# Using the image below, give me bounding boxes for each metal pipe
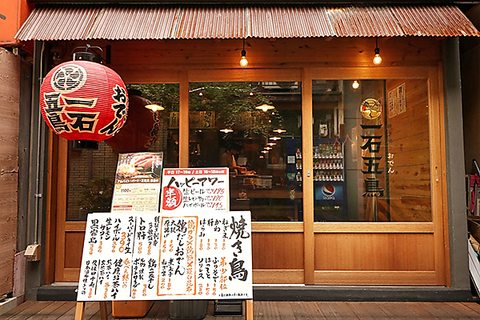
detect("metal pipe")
[32,41,45,246]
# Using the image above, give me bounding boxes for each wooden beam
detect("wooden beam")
[302,68,315,285]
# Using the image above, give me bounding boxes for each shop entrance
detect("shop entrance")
[50,66,448,286]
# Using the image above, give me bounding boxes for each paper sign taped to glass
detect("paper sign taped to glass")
[160,168,229,212]
[77,211,252,301]
[111,152,163,213]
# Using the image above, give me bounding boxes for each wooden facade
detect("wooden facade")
[45,36,450,287]
[0,48,20,296]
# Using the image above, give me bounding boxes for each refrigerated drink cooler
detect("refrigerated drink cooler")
[287,138,347,221]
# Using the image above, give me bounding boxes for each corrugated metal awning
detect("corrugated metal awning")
[15,5,480,41]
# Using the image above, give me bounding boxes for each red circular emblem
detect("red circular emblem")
[39,60,129,141]
[162,186,183,211]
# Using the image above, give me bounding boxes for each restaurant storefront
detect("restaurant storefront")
[14,3,480,300]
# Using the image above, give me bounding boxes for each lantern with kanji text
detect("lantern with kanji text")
[39,60,128,141]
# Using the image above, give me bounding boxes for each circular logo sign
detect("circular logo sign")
[322,184,335,197]
[51,64,87,92]
[360,98,382,120]
[162,186,183,211]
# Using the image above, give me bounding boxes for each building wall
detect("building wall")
[0,47,20,297]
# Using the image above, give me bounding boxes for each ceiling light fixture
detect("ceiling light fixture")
[240,39,248,67]
[352,80,360,90]
[373,38,382,65]
[256,104,275,112]
[145,104,164,112]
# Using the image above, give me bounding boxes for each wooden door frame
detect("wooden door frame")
[48,65,449,286]
[304,65,448,286]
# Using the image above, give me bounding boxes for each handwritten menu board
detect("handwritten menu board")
[77,211,252,301]
[111,152,163,213]
[160,168,229,212]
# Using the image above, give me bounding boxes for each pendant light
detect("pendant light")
[373,38,382,65]
[256,104,275,112]
[240,39,248,67]
[352,80,360,90]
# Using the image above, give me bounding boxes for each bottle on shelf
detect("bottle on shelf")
[296,148,302,159]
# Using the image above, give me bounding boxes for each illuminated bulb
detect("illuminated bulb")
[240,50,248,67]
[352,80,360,90]
[145,104,164,112]
[198,92,203,96]
[267,142,276,146]
[273,128,286,133]
[373,48,382,65]
[220,128,233,133]
[256,104,275,112]
[264,147,272,150]
[269,136,281,141]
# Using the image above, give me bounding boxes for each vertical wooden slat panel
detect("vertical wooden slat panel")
[0,48,20,296]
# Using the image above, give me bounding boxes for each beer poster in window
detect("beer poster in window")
[77,211,253,301]
[112,152,163,213]
[160,168,229,212]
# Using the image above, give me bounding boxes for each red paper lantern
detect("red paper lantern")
[39,60,129,141]
[106,91,161,153]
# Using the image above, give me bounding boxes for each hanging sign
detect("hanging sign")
[77,211,253,301]
[160,168,229,212]
[111,152,163,213]
[39,60,128,141]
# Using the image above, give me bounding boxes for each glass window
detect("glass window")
[66,84,179,221]
[312,79,432,222]
[189,82,303,221]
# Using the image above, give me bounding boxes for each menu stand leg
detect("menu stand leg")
[74,302,85,320]
[244,299,253,320]
[74,301,109,320]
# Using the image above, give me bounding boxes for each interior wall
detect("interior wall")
[386,79,431,222]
